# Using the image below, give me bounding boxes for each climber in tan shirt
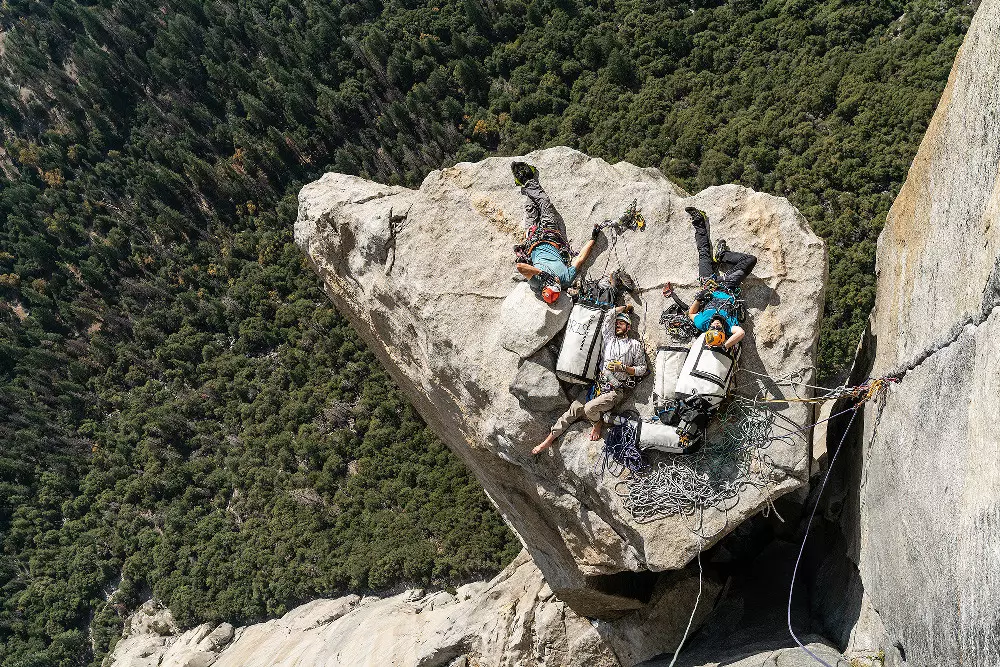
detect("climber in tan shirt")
[532,304,647,454]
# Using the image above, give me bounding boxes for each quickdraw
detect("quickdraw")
[597,198,646,233]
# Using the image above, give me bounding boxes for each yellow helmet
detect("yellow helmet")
[705,329,726,348]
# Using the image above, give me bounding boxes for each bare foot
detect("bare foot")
[516,263,541,280]
[532,434,555,455]
[589,422,603,441]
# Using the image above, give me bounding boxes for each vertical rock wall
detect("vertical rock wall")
[845,1,1000,663]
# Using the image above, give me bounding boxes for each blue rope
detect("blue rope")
[599,419,647,477]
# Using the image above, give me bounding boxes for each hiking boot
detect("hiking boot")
[714,238,729,263]
[512,161,539,186]
[685,206,708,227]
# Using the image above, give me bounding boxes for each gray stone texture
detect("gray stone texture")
[294,147,826,620]
[107,551,722,667]
[509,347,570,413]
[840,2,1000,664]
[871,0,1000,377]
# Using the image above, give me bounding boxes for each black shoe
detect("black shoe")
[512,161,539,186]
[685,206,708,227]
[714,239,729,263]
[591,224,603,241]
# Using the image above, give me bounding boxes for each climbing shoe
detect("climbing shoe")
[591,224,603,241]
[685,206,708,227]
[714,239,729,263]
[512,161,539,186]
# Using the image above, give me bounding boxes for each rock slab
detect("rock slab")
[295,147,826,618]
[106,551,721,667]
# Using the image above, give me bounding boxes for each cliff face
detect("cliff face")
[106,553,622,667]
[294,146,826,621]
[106,548,846,667]
[843,1,1000,663]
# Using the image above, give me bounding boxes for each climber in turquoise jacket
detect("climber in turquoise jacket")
[664,207,757,351]
[511,161,600,304]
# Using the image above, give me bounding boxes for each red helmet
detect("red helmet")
[541,283,561,304]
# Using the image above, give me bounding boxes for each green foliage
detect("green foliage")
[0,0,976,664]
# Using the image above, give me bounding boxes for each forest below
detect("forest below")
[0,0,976,664]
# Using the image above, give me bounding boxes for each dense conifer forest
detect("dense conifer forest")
[0,0,976,664]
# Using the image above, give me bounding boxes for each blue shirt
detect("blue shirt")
[529,242,576,287]
[692,291,739,333]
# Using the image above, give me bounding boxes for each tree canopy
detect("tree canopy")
[0,0,975,664]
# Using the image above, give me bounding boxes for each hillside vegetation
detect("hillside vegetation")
[0,0,975,664]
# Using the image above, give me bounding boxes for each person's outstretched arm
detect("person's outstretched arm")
[688,291,708,321]
[662,282,690,311]
[516,262,542,279]
[571,225,602,271]
[724,325,745,349]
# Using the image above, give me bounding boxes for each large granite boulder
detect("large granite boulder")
[295,147,826,619]
[833,2,1000,664]
[295,148,826,616]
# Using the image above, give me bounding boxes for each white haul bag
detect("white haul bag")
[653,344,690,403]
[556,303,606,384]
[674,332,739,406]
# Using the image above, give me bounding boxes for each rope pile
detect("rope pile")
[615,375,899,527]
[659,307,700,338]
[617,399,790,525]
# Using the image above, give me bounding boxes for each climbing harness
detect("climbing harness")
[514,222,573,265]
[596,334,641,393]
[697,277,748,325]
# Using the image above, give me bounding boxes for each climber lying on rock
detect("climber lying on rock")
[512,161,600,304]
[662,207,758,351]
[532,304,647,455]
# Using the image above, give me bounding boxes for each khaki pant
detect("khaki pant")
[550,388,624,437]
